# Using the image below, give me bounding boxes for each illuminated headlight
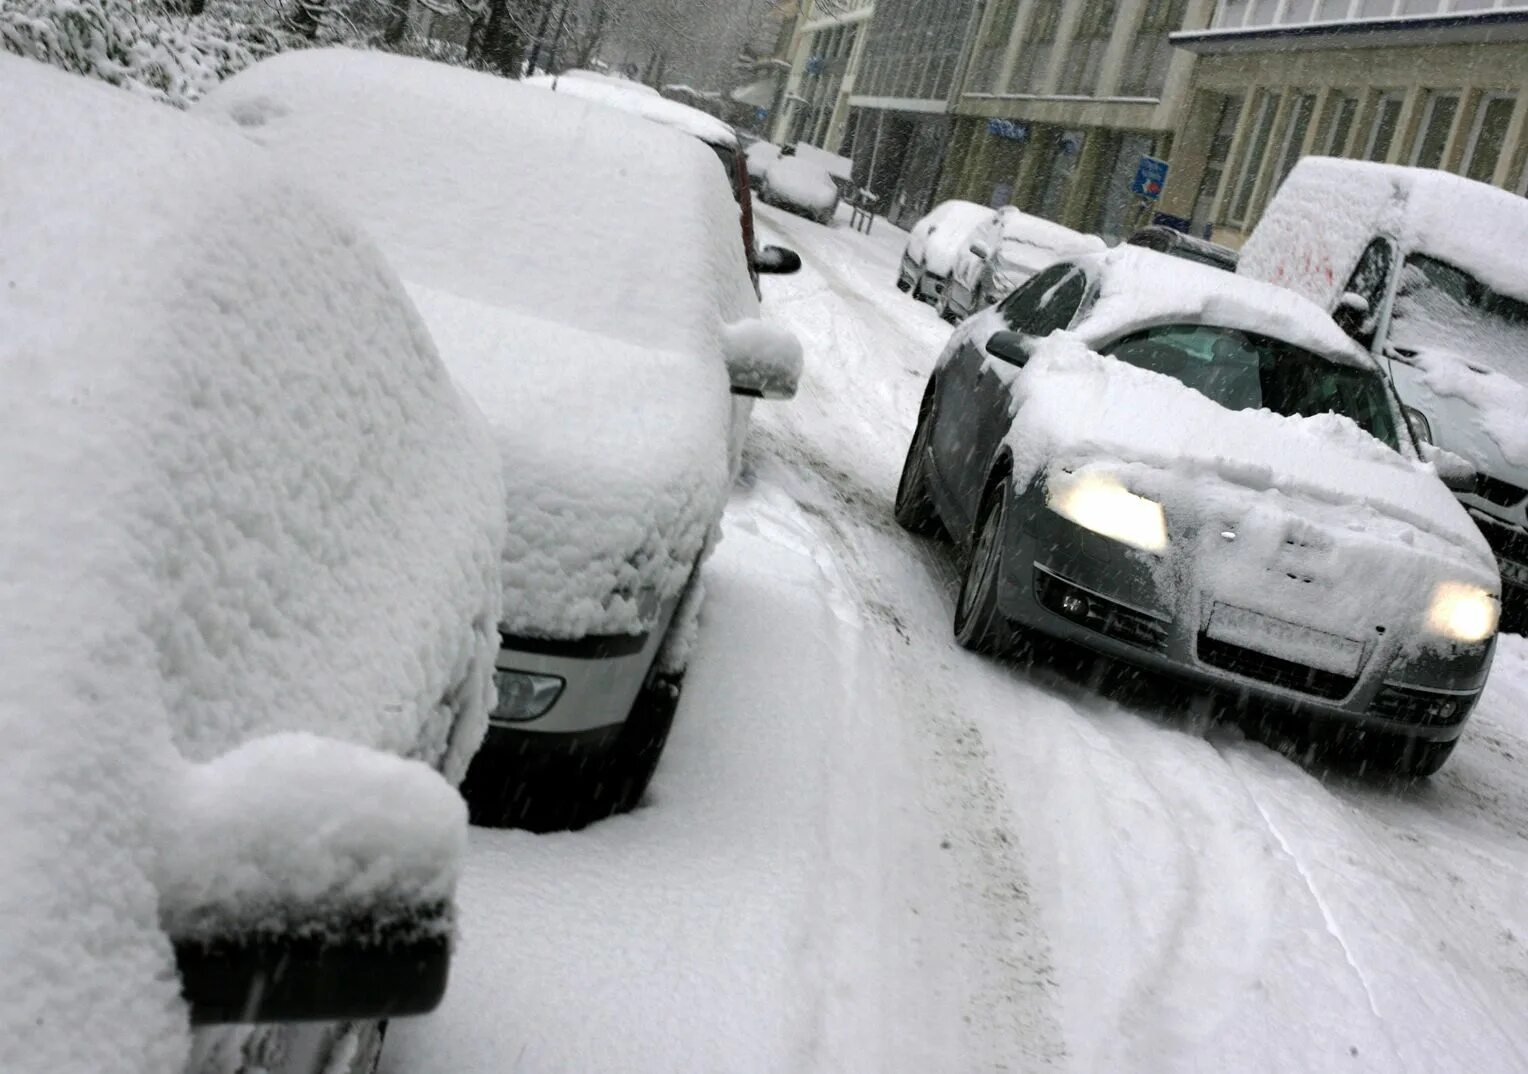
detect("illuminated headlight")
[1426,582,1499,643]
[490,670,565,724]
[1048,473,1169,554]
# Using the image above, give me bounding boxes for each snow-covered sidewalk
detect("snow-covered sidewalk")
[387,203,1528,1074]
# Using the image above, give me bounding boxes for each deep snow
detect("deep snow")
[387,203,1528,1074]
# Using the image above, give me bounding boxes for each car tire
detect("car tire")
[954,479,1017,655]
[895,397,944,538]
[465,670,683,833]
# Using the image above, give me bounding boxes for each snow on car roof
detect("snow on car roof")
[1,54,502,1074]
[1074,246,1377,370]
[525,68,739,149]
[998,207,1105,254]
[1242,156,1528,309]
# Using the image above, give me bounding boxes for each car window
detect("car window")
[997,263,1085,335]
[1104,323,1402,450]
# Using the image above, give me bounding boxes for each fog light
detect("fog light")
[491,670,565,724]
[1060,593,1088,618]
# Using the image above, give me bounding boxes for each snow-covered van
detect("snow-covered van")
[2,55,506,1074]
[1240,158,1528,632]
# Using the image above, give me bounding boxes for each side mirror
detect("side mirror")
[723,318,803,400]
[1420,442,1478,494]
[984,330,1032,367]
[969,240,991,260]
[158,734,466,1025]
[1334,291,1373,340]
[755,244,802,275]
[1338,291,1370,316]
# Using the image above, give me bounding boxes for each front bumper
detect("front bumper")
[994,489,1495,740]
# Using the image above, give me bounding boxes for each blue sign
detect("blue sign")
[986,117,1028,143]
[1130,155,1170,200]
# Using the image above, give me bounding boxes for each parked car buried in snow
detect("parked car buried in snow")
[897,199,999,305]
[2,55,506,1074]
[1240,157,1528,635]
[759,154,841,224]
[896,248,1502,777]
[938,206,1105,323]
[202,50,806,832]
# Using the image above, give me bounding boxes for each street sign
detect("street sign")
[986,118,1028,142]
[1130,155,1170,201]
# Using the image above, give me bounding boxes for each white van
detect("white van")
[1240,157,1528,633]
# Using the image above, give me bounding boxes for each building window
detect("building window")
[1272,92,1317,191]
[1193,92,1244,234]
[1365,92,1404,161]
[1119,0,1189,99]
[1410,89,1460,169]
[1010,0,1061,94]
[970,0,1020,93]
[1320,94,1359,156]
[1462,93,1515,183]
[1228,90,1280,224]
[1056,0,1116,96]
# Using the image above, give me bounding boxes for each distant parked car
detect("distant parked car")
[1126,224,1239,271]
[897,247,1501,778]
[939,206,1105,322]
[204,49,806,832]
[4,54,506,1074]
[759,154,840,224]
[897,199,996,304]
[1240,157,1528,635]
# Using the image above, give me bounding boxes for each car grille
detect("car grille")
[1034,569,1168,651]
[1369,684,1476,727]
[1196,634,1357,700]
[1473,475,1528,510]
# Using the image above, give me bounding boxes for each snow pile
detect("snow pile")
[0,0,293,106]
[995,338,1499,647]
[156,734,467,940]
[0,56,501,1072]
[765,155,841,215]
[201,49,762,638]
[912,200,997,276]
[525,68,738,148]
[723,317,805,396]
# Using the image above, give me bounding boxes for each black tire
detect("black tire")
[954,480,1017,655]
[463,671,683,833]
[895,398,944,537]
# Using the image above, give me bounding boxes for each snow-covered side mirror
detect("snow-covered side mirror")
[723,318,803,400]
[969,240,991,260]
[756,244,802,275]
[1334,290,1374,341]
[156,734,466,1025]
[1420,442,1478,494]
[1338,291,1370,317]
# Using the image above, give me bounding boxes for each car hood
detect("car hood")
[1003,341,1498,642]
[409,285,734,639]
[1389,351,1528,493]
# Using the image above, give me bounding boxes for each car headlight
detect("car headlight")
[490,670,565,724]
[1426,582,1499,643]
[1047,473,1169,554]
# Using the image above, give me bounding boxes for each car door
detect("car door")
[931,263,1089,534]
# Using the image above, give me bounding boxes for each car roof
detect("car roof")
[525,69,739,150]
[1068,247,1377,370]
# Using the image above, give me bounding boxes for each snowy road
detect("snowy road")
[385,205,1528,1074]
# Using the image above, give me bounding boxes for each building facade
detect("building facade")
[936,0,1215,242]
[1162,0,1528,246]
[772,1,875,155]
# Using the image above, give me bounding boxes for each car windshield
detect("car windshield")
[1390,254,1528,382]
[1105,323,1402,450]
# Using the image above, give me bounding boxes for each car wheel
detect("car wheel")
[894,396,944,537]
[464,670,683,833]
[954,480,1017,655]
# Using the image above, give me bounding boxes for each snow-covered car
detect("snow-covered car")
[938,206,1105,323]
[745,138,783,190]
[525,69,801,285]
[759,154,841,224]
[1241,157,1528,635]
[201,50,805,832]
[897,199,997,304]
[2,55,505,1074]
[1126,224,1239,271]
[896,247,1501,777]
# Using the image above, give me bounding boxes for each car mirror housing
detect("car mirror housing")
[723,318,804,400]
[755,244,802,275]
[984,330,1033,367]
[156,733,467,1025]
[1420,442,1478,494]
[969,240,991,259]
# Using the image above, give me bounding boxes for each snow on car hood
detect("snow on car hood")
[765,156,840,213]
[201,49,762,637]
[2,56,500,1074]
[409,286,733,637]
[1003,342,1498,644]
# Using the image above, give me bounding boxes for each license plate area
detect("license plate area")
[1205,603,1365,678]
